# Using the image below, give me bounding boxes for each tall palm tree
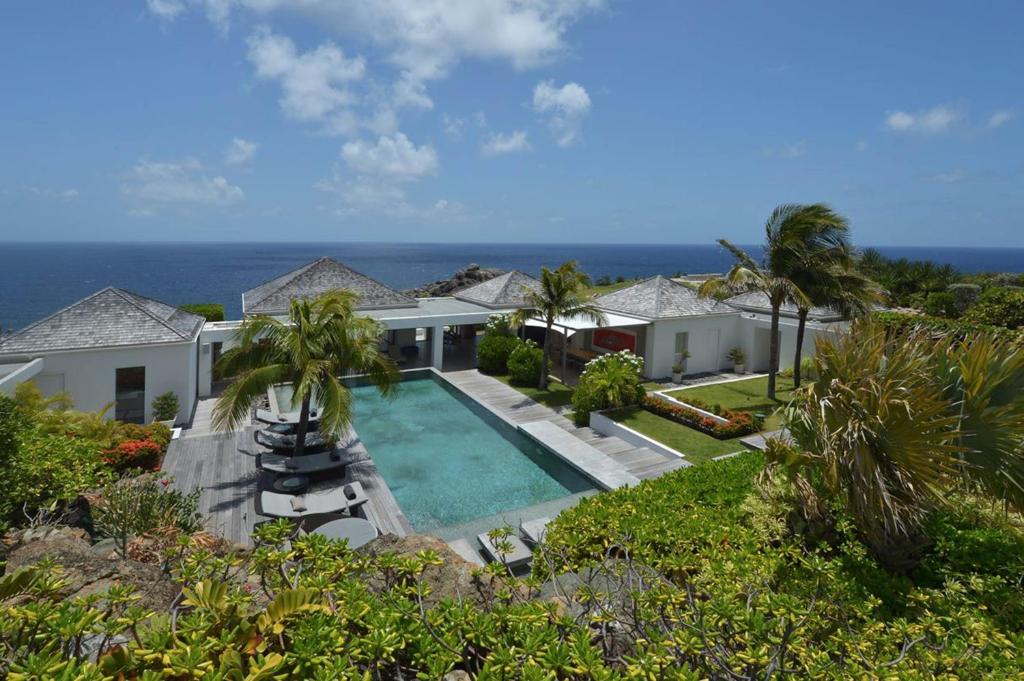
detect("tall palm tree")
[213,290,399,456]
[789,246,887,387]
[511,261,605,389]
[700,204,852,398]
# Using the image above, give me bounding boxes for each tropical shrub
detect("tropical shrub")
[475,333,522,374]
[0,394,21,463]
[92,473,202,557]
[874,310,1021,343]
[151,390,179,422]
[506,340,543,385]
[769,320,1024,570]
[0,424,110,526]
[178,302,225,321]
[947,282,981,314]
[103,438,163,472]
[923,290,958,317]
[642,394,760,438]
[542,453,1024,678]
[572,351,646,425]
[115,422,172,450]
[963,286,1024,329]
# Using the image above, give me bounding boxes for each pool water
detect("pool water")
[350,373,595,532]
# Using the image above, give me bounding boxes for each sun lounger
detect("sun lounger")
[254,428,331,453]
[256,482,369,519]
[519,517,551,545]
[256,449,351,475]
[255,409,321,429]
[478,531,533,570]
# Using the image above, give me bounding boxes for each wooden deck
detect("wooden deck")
[162,426,411,546]
[442,370,687,481]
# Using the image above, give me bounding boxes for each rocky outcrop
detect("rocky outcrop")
[405,263,504,298]
[361,533,488,606]
[3,526,180,611]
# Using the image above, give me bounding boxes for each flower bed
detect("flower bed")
[642,394,760,439]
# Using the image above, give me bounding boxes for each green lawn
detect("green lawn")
[666,375,797,431]
[607,406,745,464]
[493,374,574,410]
[584,279,638,297]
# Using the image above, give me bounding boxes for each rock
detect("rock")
[405,264,505,298]
[4,526,179,612]
[361,533,488,606]
[443,671,472,681]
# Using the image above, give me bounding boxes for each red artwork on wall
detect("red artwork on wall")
[593,328,636,353]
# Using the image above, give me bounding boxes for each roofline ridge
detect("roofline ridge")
[244,259,321,309]
[0,287,119,347]
[109,288,194,341]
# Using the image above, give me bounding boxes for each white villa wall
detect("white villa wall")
[25,342,198,425]
[739,315,846,371]
[645,315,741,378]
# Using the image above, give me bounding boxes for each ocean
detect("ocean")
[1,242,1022,333]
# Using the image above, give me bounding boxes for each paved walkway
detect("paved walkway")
[443,370,687,481]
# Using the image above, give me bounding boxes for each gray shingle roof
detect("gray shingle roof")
[723,291,841,320]
[594,276,733,319]
[242,257,418,314]
[454,270,542,309]
[0,287,204,355]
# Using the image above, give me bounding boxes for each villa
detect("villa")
[0,257,844,422]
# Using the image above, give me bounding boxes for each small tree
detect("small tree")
[151,391,179,422]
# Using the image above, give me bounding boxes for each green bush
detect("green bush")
[475,333,522,374]
[151,391,179,422]
[543,453,1024,678]
[963,286,1024,329]
[0,424,110,525]
[178,303,225,321]
[874,310,1022,342]
[571,351,646,425]
[507,340,543,385]
[0,394,22,464]
[642,394,760,438]
[923,290,958,318]
[92,473,202,557]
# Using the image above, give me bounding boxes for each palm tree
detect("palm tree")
[700,204,854,398]
[511,261,605,390]
[789,246,887,387]
[212,290,399,456]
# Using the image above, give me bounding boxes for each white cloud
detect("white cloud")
[340,133,438,180]
[146,0,187,19]
[26,187,80,200]
[885,105,959,134]
[988,109,1014,129]
[856,139,868,152]
[926,169,967,184]
[533,79,591,146]
[122,158,244,207]
[224,137,259,165]
[481,130,531,156]
[761,141,807,159]
[246,27,365,124]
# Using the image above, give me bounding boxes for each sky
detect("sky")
[0,1,1022,246]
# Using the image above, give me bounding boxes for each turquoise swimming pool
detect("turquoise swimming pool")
[349,372,595,532]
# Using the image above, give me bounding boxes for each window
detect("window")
[115,366,146,424]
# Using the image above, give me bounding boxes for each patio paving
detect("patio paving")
[162,425,412,546]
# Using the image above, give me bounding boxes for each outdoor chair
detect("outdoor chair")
[256,448,353,475]
[254,428,332,454]
[256,482,369,519]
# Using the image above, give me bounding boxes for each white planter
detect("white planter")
[671,371,683,383]
[156,419,176,429]
[733,363,745,375]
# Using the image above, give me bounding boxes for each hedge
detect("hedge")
[873,310,1022,342]
[178,303,225,322]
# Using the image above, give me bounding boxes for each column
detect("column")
[431,326,444,369]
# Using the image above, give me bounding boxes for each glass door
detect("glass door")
[115,366,146,423]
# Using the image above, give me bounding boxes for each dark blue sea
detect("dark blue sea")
[1,242,1022,333]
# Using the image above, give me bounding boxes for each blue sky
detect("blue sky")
[0,1,1021,246]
